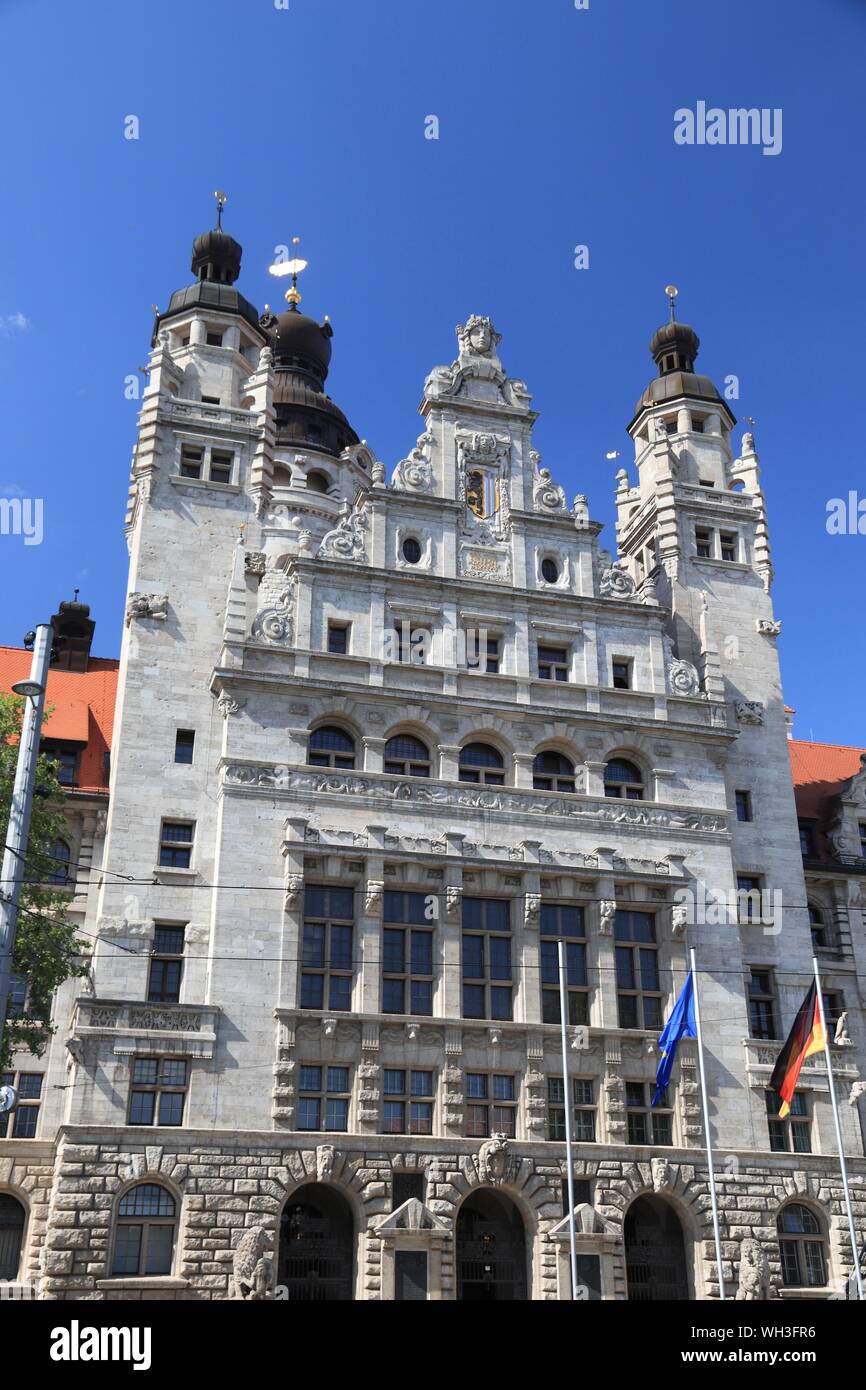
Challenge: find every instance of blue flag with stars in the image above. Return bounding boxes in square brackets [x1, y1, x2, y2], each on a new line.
[653, 969, 697, 1107]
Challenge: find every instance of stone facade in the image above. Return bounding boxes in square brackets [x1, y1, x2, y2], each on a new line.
[2, 230, 864, 1300]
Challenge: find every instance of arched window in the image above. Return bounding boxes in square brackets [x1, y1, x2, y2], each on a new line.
[604, 758, 644, 800]
[384, 735, 431, 778]
[306, 470, 330, 494]
[50, 839, 71, 886]
[532, 751, 575, 793]
[0, 1194, 26, 1281]
[112, 1183, 177, 1278]
[777, 1204, 827, 1289]
[308, 726, 356, 770]
[808, 904, 828, 951]
[459, 742, 504, 787]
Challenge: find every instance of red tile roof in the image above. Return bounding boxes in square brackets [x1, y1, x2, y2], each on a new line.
[0, 647, 119, 793]
[789, 738, 866, 863]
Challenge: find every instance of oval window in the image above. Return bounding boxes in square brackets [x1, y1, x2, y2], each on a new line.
[402, 536, 422, 565]
[541, 556, 559, 583]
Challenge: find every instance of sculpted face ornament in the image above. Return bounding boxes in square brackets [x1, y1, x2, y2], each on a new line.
[458, 315, 501, 358]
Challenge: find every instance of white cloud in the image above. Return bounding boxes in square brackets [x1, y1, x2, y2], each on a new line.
[0, 312, 30, 335]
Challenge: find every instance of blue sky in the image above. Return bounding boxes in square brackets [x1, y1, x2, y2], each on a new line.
[0, 0, 864, 743]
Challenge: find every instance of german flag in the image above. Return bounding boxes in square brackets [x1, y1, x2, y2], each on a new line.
[769, 982, 826, 1118]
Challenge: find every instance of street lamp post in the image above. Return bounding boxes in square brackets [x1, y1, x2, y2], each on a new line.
[0, 624, 52, 1057]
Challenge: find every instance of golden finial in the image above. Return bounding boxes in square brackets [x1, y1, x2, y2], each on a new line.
[269, 235, 308, 308]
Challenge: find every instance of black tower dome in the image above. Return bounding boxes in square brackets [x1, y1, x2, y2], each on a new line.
[261, 302, 359, 457]
[151, 208, 262, 345]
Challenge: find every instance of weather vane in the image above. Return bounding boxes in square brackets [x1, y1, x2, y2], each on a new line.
[214, 190, 227, 229]
[268, 236, 309, 308]
[665, 284, 679, 322]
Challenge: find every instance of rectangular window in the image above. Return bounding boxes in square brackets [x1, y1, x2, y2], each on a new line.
[719, 531, 738, 562]
[462, 898, 512, 1021]
[159, 820, 195, 870]
[860, 824, 866, 858]
[327, 622, 349, 655]
[8, 973, 28, 1019]
[205, 331, 223, 347]
[611, 660, 632, 690]
[147, 925, 185, 1004]
[180, 444, 203, 479]
[735, 790, 753, 823]
[691, 418, 705, 433]
[382, 891, 434, 1017]
[466, 634, 500, 675]
[766, 1090, 811, 1153]
[201, 395, 220, 405]
[614, 911, 661, 1031]
[547, 1077, 596, 1143]
[798, 821, 816, 857]
[626, 1081, 672, 1146]
[737, 874, 763, 923]
[540, 902, 588, 1025]
[392, 1171, 425, 1209]
[43, 742, 79, 787]
[465, 1073, 516, 1139]
[209, 449, 233, 484]
[561, 1177, 593, 1213]
[0, 1071, 42, 1138]
[821, 991, 844, 1031]
[174, 730, 195, 765]
[300, 885, 354, 1012]
[748, 970, 777, 1040]
[695, 527, 712, 559]
[381, 1069, 435, 1135]
[537, 645, 569, 681]
[297, 1064, 350, 1132]
[128, 1057, 188, 1127]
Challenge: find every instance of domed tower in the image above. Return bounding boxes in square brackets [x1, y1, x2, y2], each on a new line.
[258, 239, 359, 460]
[150, 196, 262, 349]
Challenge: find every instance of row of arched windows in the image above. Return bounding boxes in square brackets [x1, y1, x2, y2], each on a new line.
[0, 1188, 832, 1291]
[308, 726, 646, 799]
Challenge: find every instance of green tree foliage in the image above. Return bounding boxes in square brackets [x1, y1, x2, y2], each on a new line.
[0, 693, 89, 1070]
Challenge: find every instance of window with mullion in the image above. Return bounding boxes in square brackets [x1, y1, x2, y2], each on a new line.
[747, 970, 777, 1040]
[297, 1064, 350, 1132]
[462, 898, 511, 1020]
[777, 1205, 827, 1288]
[128, 1057, 188, 1127]
[614, 911, 660, 1030]
[766, 1090, 811, 1153]
[547, 1077, 596, 1142]
[381, 1068, 435, 1135]
[147, 926, 185, 1004]
[159, 820, 195, 869]
[301, 886, 354, 1011]
[626, 1080, 672, 1145]
[465, 1072, 516, 1138]
[382, 890, 434, 1016]
[540, 903, 588, 1024]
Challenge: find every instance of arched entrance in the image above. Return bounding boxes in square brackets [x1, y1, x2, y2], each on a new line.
[0, 1194, 25, 1281]
[456, 1190, 527, 1301]
[278, 1184, 354, 1301]
[625, 1195, 689, 1301]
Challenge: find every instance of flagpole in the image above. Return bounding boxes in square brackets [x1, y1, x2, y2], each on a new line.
[689, 947, 726, 1300]
[558, 938, 579, 1300]
[812, 956, 864, 1300]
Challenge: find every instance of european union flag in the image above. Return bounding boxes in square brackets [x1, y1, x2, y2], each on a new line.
[652, 969, 697, 1107]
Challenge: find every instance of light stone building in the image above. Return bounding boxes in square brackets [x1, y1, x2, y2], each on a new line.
[2, 217, 864, 1301]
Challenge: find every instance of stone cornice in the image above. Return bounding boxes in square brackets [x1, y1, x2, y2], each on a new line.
[221, 760, 729, 837]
